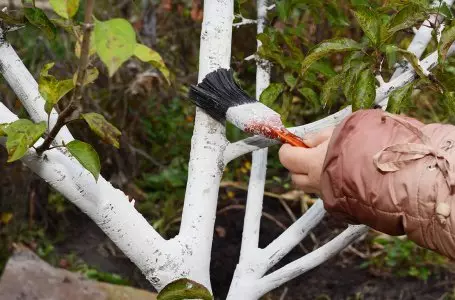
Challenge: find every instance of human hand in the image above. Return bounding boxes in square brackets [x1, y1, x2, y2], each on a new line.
[278, 127, 334, 194]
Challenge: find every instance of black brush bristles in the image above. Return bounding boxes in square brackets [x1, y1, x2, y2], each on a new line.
[188, 68, 257, 122]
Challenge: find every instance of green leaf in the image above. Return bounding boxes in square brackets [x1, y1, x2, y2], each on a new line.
[321, 74, 343, 108]
[0, 11, 25, 25]
[388, 4, 427, 35]
[439, 24, 455, 62]
[24, 7, 57, 40]
[443, 92, 455, 114]
[134, 44, 170, 85]
[1, 119, 46, 162]
[73, 67, 99, 86]
[284, 73, 297, 89]
[352, 6, 381, 46]
[49, 0, 80, 19]
[301, 38, 363, 74]
[259, 83, 286, 106]
[298, 87, 319, 107]
[387, 81, 415, 113]
[353, 68, 376, 110]
[38, 63, 75, 114]
[81, 113, 121, 148]
[343, 62, 368, 102]
[0, 124, 8, 136]
[157, 279, 213, 300]
[66, 140, 101, 181]
[94, 18, 136, 77]
[385, 45, 428, 78]
[22, 0, 35, 8]
[343, 63, 376, 110]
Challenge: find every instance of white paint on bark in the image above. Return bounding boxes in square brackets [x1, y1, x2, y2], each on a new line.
[176, 0, 233, 290]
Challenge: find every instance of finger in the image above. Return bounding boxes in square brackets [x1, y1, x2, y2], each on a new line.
[302, 127, 334, 148]
[291, 173, 319, 193]
[279, 144, 319, 173]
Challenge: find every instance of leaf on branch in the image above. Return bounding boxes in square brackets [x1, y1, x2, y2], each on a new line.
[1, 119, 46, 162]
[66, 140, 101, 181]
[81, 113, 121, 148]
[352, 6, 381, 46]
[388, 4, 428, 35]
[301, 38, 363, 74]
[157, 279, 213, 300]
[343, 62, 376, 110]
[385, 45, 428, 78]
[439, 24, 455, 62]
[0, 11, 25, 25]
[259, 83, 286, 106]
[94, 18, 136, 77]
[443, 91, 455, 114]
[321, 73, 343, 109]
[284, 73, 297, 89]
[298, 87, 319, 107]
[387, 81, 415, 113]
[73, 67, 99, 86]
[0, 123, 8, 136]
[24, 7, 57, 40]
[21, 0, 35, 8]
[134, 44, 171, 85]
[49, 0, 80, 19]
[39, 63, 75, 114]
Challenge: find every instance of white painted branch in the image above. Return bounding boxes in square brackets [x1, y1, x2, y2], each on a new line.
[0, 30, 73, 145]
[239, 0, 271, 263]
[376, 44, 455, 107]
[229, 1, 271, 297]
[176, 0, 233, 289]
[0, 28, 195, 291]
[0, 102, 186, 291]
[261, 200, 326, 270]
[233, 15, 257, 27]
[253, 225, 369, 298]
[390, 0, 454, 79]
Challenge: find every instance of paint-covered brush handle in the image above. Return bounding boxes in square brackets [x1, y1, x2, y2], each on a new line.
[272, 128, 310, 148]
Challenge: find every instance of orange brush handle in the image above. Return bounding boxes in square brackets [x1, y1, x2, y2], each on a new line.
[271, 128, 310, 148]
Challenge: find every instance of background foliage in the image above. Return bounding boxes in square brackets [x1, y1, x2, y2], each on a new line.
[1, 0, 455, 299]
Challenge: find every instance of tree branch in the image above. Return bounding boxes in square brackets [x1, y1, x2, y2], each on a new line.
[0, 28, 73, 144]
[253, 225, 369, 298]
[0, 102, 185, 291]
[175, 0, 233, 290]
[390, 0, 454, 79]
[35, 0, 95, 154]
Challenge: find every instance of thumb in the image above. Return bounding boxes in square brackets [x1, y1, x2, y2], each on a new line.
[302, 127, 334, 148]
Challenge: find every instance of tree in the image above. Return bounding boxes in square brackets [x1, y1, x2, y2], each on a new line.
[0, 0, 454, 299]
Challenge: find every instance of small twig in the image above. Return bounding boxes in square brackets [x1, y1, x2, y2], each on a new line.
[233, 14, 257, 27]
[278, 198, 297, 222]
[244, 54, 257, 61]
[217, 204, 308, 253]
[130, 145, 165, 167]
[36, 0, 94, 154]
[279, 287, 289, 300]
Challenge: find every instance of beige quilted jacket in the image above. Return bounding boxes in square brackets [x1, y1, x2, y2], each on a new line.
[321, 109, 455, 259]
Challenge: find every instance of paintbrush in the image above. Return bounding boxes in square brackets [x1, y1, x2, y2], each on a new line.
[188, 68, 309, 148]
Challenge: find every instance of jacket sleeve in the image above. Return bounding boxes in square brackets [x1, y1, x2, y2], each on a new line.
[320, 109, 455, 260]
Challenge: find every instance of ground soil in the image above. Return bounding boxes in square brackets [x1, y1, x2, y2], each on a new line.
[52, 193, 455, 300]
